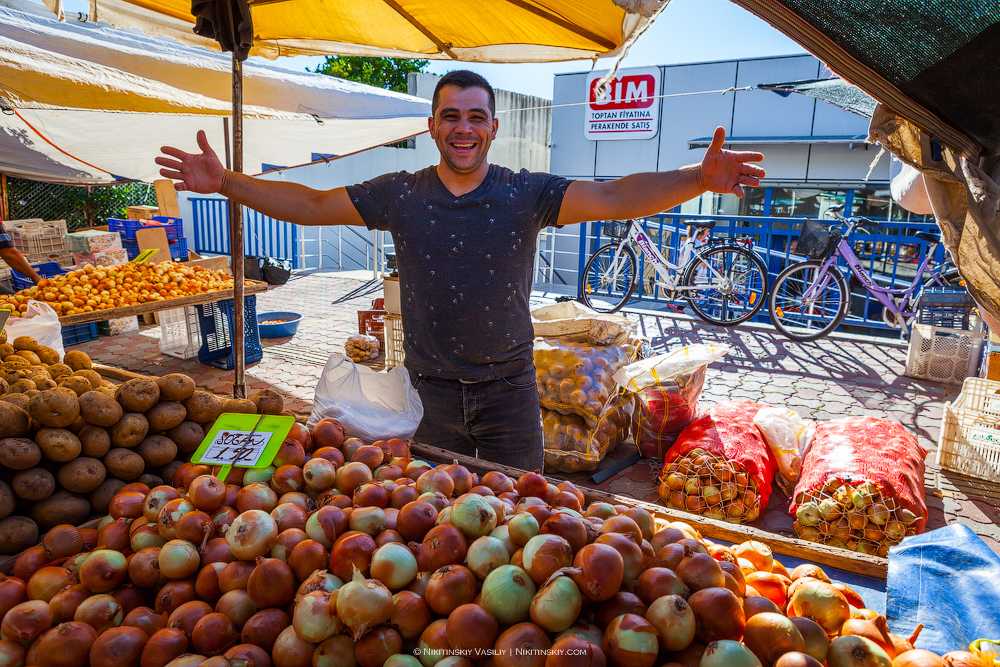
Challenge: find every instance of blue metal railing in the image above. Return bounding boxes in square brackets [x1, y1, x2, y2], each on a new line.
[583, 213, 948, 334]
[191, 198, 300, 269]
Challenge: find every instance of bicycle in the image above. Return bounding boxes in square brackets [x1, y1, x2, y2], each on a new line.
[767, 208, 959, 342]
[578, 218, 769, 326]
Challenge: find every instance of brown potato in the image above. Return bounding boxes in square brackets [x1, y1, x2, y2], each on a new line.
[57, 457, 107, 494]
[0, 481, 13, 520]
[0, 437, 42, 470]
[0, 377, 8, 394]
[0, 343, 14, 359]
[159, 460, 185, 487]
[109, 413, 149, 448]
[12, 468, 56, 501]
[0, 370, 27, 386]
[11, 336, 38, 352]
[7, 378, 36, 394]
[183, 391, 224, 423]
[15, 350, 41, 366]
[0, 516, 38, 555]
[63, 350, 93, 371]
[35, 427, 83, 462]
[48, 363, 73, 380]
[145, 402, 186, 432]
[136, 435, 178, 468]
[104, 448, 145, 481]
[30, 491, 90, 530]
[116, 378, 160, 413]
[78, 391, 124, 428]
[0, 402, 31, 438]
[224, 398, 258, 414]
[0, 393, 30, 411]
[156, 373, 196, 402]
[95, 386, 117, 398]
[165, 421, 205, 454]
[89, 478, 126, 515]
[34, 346, 60, 365]
[28, 387, 81, 428]
[137, 474, 164, 488]
[73, 369, 104, 390]
[67, 415, 88, 435]
[32, 377, 57, 391]
[79, 425, 112, 458]
[251, 388, 284, 415]
[58, 375, 94, 397]
[3, 356, 30, 369]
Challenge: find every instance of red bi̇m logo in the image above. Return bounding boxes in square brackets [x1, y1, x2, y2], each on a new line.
[589, 74, 656, 110]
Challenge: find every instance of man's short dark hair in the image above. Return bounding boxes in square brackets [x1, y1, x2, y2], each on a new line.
[432, 70, 496, 118]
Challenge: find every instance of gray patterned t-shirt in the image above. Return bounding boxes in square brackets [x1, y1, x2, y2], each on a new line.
[346, 164, 571, 381]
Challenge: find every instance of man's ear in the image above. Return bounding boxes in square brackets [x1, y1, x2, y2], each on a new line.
[428, 116, 436, 136]
[492, 117, 498, 139]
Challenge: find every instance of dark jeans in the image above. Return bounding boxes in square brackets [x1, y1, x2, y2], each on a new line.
[409, 367, 544, 473]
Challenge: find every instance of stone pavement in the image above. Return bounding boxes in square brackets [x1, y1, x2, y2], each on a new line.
[72, 269, 1000, 555]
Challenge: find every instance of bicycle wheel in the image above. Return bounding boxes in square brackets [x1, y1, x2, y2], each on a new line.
[579, 242, 637, 314]
[680, 245, 768, 326]
[768, 260, 850, 342]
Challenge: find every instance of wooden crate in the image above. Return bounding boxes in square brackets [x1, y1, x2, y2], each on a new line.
[410, 442, 888, 579]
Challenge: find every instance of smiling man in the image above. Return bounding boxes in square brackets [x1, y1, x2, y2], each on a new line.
[157, 70, 765, 470]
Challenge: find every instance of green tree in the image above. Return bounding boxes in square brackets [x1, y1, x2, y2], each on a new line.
[311, 56, 429, 93]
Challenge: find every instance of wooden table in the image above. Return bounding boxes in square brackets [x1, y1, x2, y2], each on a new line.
[57, 281, 269, 326]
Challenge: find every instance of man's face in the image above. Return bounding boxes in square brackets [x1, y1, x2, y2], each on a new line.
[429, 85, 498, 176]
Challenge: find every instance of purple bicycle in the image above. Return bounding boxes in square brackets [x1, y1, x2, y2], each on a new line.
[767, 208, 959, 342]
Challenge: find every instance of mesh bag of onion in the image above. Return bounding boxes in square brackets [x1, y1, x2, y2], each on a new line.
[541, 393, 635, 472]
[790, 416, 928, 555]
[658, 400, 778, 523]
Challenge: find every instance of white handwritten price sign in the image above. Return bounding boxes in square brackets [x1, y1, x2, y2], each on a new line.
[191, 413, 295, 481]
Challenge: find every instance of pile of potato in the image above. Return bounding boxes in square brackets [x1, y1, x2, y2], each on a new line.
[0, 329, 291, 555]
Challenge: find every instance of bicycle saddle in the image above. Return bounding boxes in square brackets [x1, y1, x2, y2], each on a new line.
[687, 219, 716, 229]
[914, 230, 941, 244]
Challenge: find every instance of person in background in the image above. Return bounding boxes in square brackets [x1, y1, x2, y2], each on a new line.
[0, 221, 41, 295]
[157, 70, 765, 471]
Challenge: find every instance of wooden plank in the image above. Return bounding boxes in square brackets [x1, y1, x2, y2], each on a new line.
[135, 227, 172, 264]
[0, 517, 102, 574]
[410, 442, 889, 580]
[154, 180, 181, 218]
[93, 363, 152, 383]
[57, 281, 268, 326]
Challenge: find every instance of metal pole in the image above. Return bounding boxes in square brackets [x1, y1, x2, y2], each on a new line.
[229, 54, 246, 399]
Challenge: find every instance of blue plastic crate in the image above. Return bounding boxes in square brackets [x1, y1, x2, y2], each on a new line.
[109, 217, 183, 241]
[921, 286, 975, 306]
[169, 238, 188, 261]
[62, 322, 99, 347]
[918, 286, 977, 329]
[196, 296, 263, 370]
[11, 262, 66, 291]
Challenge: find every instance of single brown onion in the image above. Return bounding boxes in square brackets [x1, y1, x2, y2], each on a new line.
[540, 514, 588, 554]
[841, 615, 896, 658]
[891, 649, 946, 667]
[546, 635, 606, 667]
[688, 587, 746, 644]
[421, 524, 468, 572]
[337, 462, 374, 498]
[330, 531, 377, 580]
[96, 520, 130, 553]
[744, 595, 782, 618]
[774, 652, 824, 667]
[111, 584, 148, 617]
[495, 621, 552, 666]
[154, 581, 198, 616]
[194, 563, 226, 604]
[241, 608, 290, 652]
[0, 574, 27, 620]
[391, 484, 419, 509]
[50, 584, 93, 624]
[271, 528, 307, 562]
[188, 476, 226, 512]
[33, 621, 98, 667]
[157, 541, 201, 581]
[200, 538, 235, 567]
[157, 499, 194, 541]
[480, 471, 514, 495]
[445, 603, 499, 653]
[271, 505, 308, 534]
[287, 540, 328, 583]
[571, 543, 624, 603]
[296, 571, 342, 598]
[311, 418, 347, 450]
[416, 619, 451, 662]
[88, 625, 147, 667]
[602, 614, 658, 667]
[271, 625, 315, 667]
[167, 600, 213, 642]
[746, 571, 789, 609]
[355, 625, 402, 667]
[336, 569, 393, 641]
[743, 612, 806, 667]
[140, 627, 188, 667]
[375, 529, 405, 547]
[389, 590, 431, 641]
[270, 466, 305, 497]
[224, 643, 272, 667]
[111, 491, 147, 520]
[74, 594, 124, 635]
[191, 612, 240, 656]
[304, 505, 348, 549]
[27, 567, 75, 603]
[676, 553, 726, 592]
[235, 484, 278, 514]
[635, 567, 690, 605]
[311, 446, 345, 468]
[174, 512, 213, 546]
[220, 559, 256, 593]
[826, 635, 893, 667]
[787, 580, 850, 636]
[291, 591, 342, 644]
[397, 502, 438, 543]
[1, 599, 53, 644]
[594, 592, 646, 629]
[128, 548, 166, 589]
[123, 606, 167, 637]
[424, 565, 477, 616]
[247, 558, 295, 609]
[215, 590, 257, 631]
[594, 532, 644, 583]
[226, 510, 278, 561]
[11, 549, 48, 583]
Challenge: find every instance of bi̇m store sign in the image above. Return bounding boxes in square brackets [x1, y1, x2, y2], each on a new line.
[585, 67, 661, 141]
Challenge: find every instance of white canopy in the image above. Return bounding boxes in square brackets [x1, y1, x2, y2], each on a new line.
[0, 1, 431, 184]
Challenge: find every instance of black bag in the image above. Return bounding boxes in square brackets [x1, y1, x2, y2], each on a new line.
[260, 257, 292, 285]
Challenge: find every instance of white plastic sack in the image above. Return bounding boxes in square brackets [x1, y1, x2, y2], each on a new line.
[307, 353, 423, 443]
[4, 300, 65, 360]
[753, 406, 815, 493]
[612, 343, 730, 391]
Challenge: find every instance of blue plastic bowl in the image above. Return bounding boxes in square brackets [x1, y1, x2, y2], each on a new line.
[256, 311, 303, 338]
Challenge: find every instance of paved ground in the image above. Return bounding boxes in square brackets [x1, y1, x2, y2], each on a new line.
[73, 269, 1000, 555]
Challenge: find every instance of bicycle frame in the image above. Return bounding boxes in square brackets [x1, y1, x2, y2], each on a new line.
[610, 219, 727, 295]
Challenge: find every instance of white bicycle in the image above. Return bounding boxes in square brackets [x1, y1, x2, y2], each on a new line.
[579, 218, 769, 326]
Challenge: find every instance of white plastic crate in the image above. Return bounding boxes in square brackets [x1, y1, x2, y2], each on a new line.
[384, 313, 405, 368]
[158, 306, 201, 359]
[905, 322, 985, 385]
[937, 376, 1000, 481]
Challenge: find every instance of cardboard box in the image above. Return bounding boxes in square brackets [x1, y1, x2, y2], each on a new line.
[65, 230, 122, 253]
[383, 276, 400, 314]
[98, 316, 140, 336]
[126, 205, 159, 220]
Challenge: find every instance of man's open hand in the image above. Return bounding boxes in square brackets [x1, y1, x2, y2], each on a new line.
[156, 130, 226, 194]
[699, 126, 765, 198]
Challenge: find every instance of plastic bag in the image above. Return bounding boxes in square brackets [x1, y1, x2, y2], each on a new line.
[531, 301, 638, 346]
[614, 344, 730, 459]
[790, 416, 927, 555]
[345, 334, 380, 362]
[534, 338, 636, 428]
[753, 407, 815, 494]
[4, 300, 65, 360]
[542, 394, 634, 473]
[307, 353, 423, 443]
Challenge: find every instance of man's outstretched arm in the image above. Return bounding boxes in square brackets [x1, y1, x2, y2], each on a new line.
[556, 126, 765, 226]
[156, 130, 365, 227]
